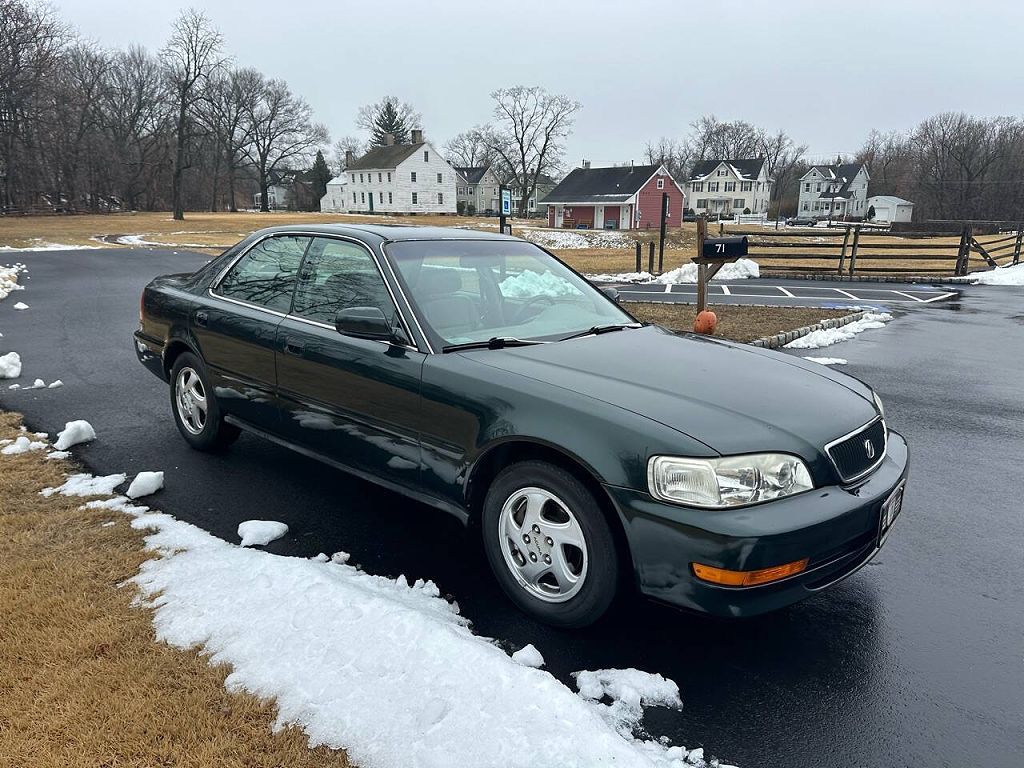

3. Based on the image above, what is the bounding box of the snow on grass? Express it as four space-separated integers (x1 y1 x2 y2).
53 419 96 450
784 312 893 350
0 351 21 378
1 264 27 301
237 519 289 547
586 259 759 285
0 240 97 251
499 269 585 298
126 471 164 499
45 450 70 460
12 301 28 310
100 234 220 249
511 643 545 668
41 472 126 498
519 228 633 250
803 357 848 365
1 435 48 455
957 262 1024 285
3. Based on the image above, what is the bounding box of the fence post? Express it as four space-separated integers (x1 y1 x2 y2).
955 224 972 276
847 225 861 277
647 242 655 274
838 225 851 274
635 242 642 273
1014 224 1023 265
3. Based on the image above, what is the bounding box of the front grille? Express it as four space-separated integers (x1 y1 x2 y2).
827 418 886 482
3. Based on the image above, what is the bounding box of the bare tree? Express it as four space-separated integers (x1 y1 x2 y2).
202 67 261 211
444 126 495 168
160 8 225 220
242 77 329 212
688 116 763 163
331 135 363 171
484 86 580 216
643 137 692 180
356 96 420 146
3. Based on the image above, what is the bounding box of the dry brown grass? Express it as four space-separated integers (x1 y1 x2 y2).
626 302 851 343
0 411 351 768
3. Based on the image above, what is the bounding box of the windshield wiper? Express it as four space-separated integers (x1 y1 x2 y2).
442 336 545 353
559 323 641 342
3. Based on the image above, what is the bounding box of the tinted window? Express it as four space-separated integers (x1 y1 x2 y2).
293 238 408 341
217 236 309 311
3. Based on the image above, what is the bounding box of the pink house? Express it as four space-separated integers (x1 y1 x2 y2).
544 163 685 230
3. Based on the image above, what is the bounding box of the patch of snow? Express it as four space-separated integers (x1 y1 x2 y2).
237 519 289 547
784 312 893 350
511 643 545 668
81 495 150 516
126 471 164 499
574 668 683 740
803 357 848 365
499 269 584 298
41 472 126 498
101 521 117 528
28 378 45 389
104 234 217 249
53 419 96 450
0 351 22 378
7 384 19 390
957 262 1024 285
520 228 633 250
587 271 654 283
0 264 27 301
45 450 70 460
0 241 96 252
47 379 63 389
1 435 47 455
654 258 760 284
12 301 28 310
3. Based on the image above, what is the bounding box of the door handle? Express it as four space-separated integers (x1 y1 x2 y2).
284 338 305 356
194 310 208 327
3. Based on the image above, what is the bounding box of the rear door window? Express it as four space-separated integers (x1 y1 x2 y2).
216 235 310 312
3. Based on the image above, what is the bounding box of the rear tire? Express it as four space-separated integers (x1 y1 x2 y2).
169 351 240 452
482 460 620 628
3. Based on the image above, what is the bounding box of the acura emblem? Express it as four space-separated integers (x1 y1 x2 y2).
864 439 876 459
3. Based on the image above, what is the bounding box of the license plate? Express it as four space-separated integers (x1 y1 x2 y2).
878 483 904 545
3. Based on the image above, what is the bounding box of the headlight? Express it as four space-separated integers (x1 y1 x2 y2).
872 391 885 419
648 454 814 508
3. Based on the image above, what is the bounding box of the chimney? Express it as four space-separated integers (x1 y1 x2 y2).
582 159 591 170
411 129 423 144
344 150 354 167
385 133 395 146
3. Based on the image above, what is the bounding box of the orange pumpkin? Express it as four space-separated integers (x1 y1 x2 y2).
693 310 718 335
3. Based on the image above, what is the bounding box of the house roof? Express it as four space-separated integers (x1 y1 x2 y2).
346 142 424 171
454 166 490 184
803 162 866 199
688 159 767 181
326 175 348 186
867 195 914 206
543 164 660 204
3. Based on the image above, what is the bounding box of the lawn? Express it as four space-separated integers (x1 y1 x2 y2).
0 412 352 768
625 302 852 343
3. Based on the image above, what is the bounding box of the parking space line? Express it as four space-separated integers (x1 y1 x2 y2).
832 288 860 300
664 283 672 293
721 285 731 295
921 291 959 303
891 290 927 302
777 286 795 297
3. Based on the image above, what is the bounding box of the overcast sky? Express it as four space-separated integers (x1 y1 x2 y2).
55 0 1024 168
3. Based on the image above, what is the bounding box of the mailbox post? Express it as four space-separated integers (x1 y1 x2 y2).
693 217 748 313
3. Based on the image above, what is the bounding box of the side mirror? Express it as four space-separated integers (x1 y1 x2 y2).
600 286 620 303
335 306 394 341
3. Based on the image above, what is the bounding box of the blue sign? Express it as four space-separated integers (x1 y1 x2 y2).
501 189 512 216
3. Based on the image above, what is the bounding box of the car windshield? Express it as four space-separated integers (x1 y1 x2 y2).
385 239 635 346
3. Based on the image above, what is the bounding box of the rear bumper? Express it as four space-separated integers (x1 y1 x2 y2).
133 330 167 382
607 429 909 617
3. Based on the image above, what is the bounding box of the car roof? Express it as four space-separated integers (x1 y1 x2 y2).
254 222 520 244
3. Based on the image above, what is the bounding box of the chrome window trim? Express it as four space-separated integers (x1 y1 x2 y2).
282 311 420 354
824 415 887 484
374 240 435 354
209 230 422 353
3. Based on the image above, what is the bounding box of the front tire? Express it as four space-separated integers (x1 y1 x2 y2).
482 460 620 628
169 352 240 452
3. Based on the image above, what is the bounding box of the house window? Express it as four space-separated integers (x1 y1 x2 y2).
387 172 391 183
423 150 429 162
378 173 382 182
733 198 745 209
352 191 357 203
804 183 810 192
411 172 417 182
379 192 383 204
437 192 444 204
457 186 463 195
360 192 365 203
717 169 726 176
388 192 393 204
741 182 752 192
412 192 418 205
360 173 364 183
802 201 809 211
656 178 664 190
437 172 442 183
351 174 356 184
696 198 709 208
468 186 474 194
692 182 704 192
708 182 719 192
725 181 736 192
816 183 821 192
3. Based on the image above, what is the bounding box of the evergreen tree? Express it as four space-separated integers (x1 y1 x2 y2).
310 149 332 209
356 96 420 146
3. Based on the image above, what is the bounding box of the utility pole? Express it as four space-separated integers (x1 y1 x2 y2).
658 192 669 273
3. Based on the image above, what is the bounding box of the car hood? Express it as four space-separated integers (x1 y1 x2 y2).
464 325 878 457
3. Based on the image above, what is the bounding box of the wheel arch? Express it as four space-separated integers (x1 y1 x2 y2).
162 336 200 379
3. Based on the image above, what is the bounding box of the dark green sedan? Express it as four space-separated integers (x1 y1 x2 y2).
134 224 908 627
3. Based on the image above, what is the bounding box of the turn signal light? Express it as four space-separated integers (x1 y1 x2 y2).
692 558 809 587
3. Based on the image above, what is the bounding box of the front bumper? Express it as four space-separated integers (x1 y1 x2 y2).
607 429 909 617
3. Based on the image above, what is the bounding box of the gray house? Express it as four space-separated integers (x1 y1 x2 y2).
454 166 502 214
507 173 558 216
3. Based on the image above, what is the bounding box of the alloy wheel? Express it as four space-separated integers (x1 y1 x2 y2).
175 366 208 435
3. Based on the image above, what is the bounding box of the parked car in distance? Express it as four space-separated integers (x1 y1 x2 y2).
135 224 908 627
785 216 819 227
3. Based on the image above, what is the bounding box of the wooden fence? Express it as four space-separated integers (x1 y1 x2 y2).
720 223 1023 277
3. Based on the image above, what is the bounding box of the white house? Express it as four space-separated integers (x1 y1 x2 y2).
345 130 457 215
319 175 348 213
798 163 870 220
684 159 773 217
867 195 914 224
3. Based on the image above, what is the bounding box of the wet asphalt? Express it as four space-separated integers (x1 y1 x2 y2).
1 248 1022 768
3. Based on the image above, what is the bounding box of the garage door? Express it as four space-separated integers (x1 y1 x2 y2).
873 205 891 223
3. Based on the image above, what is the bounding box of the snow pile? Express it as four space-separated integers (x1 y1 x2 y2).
237 519 289 547
0 240 95 252
0 351 21 378
521 229 632 250
0 264 27 300
12 301 28 310
587 271 654 283
511 643 545 668
960 262 1024 286
48 379 63 389
654 258 760 284
1 435 47 455
53 419 96 450
46 450 70 460
575 668 682 736
499 269 584 298
803 357 848 365
41 472 126 498
126 471 164 499
785 312 893 350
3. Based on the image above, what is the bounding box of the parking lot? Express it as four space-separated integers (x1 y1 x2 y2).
2 248 1022 767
